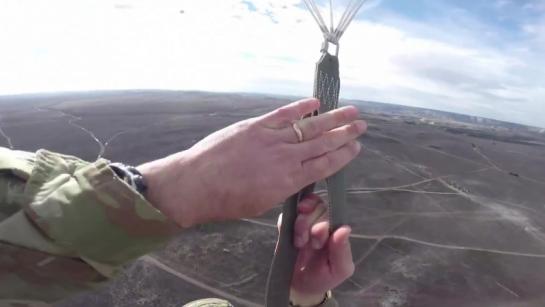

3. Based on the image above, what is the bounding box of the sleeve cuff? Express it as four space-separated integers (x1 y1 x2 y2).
24 149 178 276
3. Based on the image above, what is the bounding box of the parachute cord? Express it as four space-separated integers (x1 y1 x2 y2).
334 0 368 41
329 0 334 33
303 0 367 45
308 0 329 31
335 0 356 38
343 1 366 32
303 0 329 35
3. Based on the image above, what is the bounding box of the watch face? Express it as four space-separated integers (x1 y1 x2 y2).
109 163 147 195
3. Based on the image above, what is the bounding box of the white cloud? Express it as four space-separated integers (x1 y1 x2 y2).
523 1 545 12
0 0 543 127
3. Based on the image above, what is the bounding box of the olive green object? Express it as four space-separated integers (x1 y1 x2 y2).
315 52 347 232
0 147 177 304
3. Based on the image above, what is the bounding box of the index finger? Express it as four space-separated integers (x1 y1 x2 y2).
258 98 320 129
280 106 360 143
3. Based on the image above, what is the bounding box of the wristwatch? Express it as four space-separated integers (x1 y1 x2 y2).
109 162 148 196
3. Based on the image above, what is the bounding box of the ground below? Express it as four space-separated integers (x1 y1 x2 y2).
1 91 544 307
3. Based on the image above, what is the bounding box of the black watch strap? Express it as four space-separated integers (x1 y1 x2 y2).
109 162 148 196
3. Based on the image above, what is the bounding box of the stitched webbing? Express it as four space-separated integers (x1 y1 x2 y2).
265 2 366 305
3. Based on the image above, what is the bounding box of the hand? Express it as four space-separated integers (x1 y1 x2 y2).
138 98 366 227
282 195 355 306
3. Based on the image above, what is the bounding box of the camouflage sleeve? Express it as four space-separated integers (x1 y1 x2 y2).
0 147 178 304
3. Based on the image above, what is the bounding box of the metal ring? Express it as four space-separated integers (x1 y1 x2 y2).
292 122 304 143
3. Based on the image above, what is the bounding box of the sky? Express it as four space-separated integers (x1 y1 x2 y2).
0 0 544 127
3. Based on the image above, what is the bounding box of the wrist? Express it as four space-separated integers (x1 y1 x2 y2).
137 151 211 228
290 289 330 307
136 156 173 217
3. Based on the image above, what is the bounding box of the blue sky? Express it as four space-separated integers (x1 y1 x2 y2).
0 0 544 127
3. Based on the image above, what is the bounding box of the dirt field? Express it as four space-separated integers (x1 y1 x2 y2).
1 90 544 307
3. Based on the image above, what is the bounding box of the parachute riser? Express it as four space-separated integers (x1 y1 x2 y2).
265 1 366 306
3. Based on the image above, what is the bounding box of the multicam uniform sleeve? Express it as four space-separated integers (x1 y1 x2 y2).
0 147 178 304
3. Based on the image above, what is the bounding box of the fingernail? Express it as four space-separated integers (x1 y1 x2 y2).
344 227 352 244
352 141 361 153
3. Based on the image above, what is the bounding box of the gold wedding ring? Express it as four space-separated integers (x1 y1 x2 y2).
292 121 304 143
